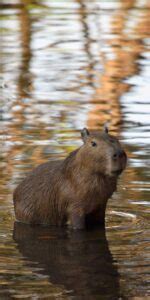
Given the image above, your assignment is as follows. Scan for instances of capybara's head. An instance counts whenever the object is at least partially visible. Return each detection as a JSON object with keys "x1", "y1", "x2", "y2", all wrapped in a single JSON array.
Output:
[{"x1": 80, "y1": 126, "x2": 127, "y2": 177}]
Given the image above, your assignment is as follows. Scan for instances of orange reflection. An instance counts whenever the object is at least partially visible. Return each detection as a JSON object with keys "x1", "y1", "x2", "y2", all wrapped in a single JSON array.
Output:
[{"x1": 86, "y1": 0, "x2": 148, "y2": 131}]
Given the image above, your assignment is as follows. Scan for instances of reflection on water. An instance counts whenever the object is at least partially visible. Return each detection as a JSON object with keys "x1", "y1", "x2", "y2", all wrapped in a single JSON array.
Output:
[
  {"x1": 0, "y1": 0, "x2": 150, "y2": 298},
  {"x1": 13, "y1": 223, "x2": 120, "y2": 299}
]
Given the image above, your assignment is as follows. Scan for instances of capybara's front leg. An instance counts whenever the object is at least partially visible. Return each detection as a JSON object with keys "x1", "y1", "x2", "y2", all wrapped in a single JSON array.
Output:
[
  {"x1": 69, "y1": 212, "x2": 85, "y2": 230},
  {"x1": 85, "y1": 206, "x2": 106, "y2": 227}
]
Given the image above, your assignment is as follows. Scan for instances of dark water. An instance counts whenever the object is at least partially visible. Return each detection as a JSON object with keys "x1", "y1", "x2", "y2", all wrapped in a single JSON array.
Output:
[{"x1": 0, "y1": 0, "x2": 150, "y2": 299}]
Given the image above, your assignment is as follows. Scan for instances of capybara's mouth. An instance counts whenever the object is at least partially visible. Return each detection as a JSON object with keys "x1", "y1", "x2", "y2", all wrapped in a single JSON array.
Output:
[{"x1": 112, "y1": 169, "x2": 123, "y2": 176}]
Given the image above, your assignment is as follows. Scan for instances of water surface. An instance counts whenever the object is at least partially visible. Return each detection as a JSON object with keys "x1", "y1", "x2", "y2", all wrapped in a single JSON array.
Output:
[{"x1": 0, "y1": 0, "x2": 150, "y2": 298}]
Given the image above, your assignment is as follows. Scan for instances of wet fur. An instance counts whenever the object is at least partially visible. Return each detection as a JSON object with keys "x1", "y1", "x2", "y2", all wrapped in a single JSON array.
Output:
[{"x1": 13, "y1": 129, "x2": 126, "y2": 229}]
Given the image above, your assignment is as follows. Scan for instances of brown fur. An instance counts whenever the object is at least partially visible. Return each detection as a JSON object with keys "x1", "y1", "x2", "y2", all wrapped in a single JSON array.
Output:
[{"x1": 13, "y1": 128, "x2": 127, "y2": 229}]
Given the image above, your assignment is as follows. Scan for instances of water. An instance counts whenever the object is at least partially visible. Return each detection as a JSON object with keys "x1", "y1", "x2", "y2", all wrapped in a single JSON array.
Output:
[{"x1": 0, "y1": 0, "x2": 150, "y2": 298}]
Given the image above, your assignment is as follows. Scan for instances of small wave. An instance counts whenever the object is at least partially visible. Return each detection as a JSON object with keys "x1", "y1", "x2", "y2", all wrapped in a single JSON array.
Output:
[{"x1": 111, "y1": 210, "x2": 137, "y2": 219}]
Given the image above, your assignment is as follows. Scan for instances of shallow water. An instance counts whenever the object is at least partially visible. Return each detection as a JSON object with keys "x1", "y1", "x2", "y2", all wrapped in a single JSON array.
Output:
[{"x1": 0, "y1": 0, "x2": 150, "y2": 299}]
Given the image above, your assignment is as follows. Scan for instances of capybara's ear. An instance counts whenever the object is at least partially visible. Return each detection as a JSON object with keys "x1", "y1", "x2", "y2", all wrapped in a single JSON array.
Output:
[
  {"x1": 103, "y1": 123, "x2": 109, "y2": 134},
  {"x1": 81, "y1": 128, "x2": 90, "y2": 143}
]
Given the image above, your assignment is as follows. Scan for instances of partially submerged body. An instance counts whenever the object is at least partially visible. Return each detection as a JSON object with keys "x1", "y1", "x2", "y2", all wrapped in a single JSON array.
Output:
[{"x1": 13, "y1": 127, "x2": 127, "y2": 229}]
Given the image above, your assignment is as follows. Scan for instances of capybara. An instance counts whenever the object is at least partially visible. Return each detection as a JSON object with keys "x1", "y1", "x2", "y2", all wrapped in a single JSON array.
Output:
[{"x1": 13, "y1": 127, "x2": 127, "y2": 229}]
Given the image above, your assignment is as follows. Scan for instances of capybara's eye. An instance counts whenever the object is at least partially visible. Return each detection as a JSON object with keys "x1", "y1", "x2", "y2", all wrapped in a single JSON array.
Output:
[
  {"x1": 110, "y1": 138, "x2": 115, "y2": 143},
  {"x1": 91, "y1": 141, "x2": 97, "y2": 147}
]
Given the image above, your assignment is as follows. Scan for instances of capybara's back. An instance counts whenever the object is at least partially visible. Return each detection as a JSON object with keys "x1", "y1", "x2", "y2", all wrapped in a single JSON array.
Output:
[
  {"x1": 14, "y1": 160, "x2": 67, "y2": 225},
  {"x1": 13, "y1": 127, "x2": 127, "y2": 229}
]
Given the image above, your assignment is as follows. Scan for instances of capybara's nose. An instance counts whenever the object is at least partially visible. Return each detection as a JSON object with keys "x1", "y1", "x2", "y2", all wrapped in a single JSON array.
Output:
[{"x1": 113, "y1": 149, "x2": 125, "y2": 159}]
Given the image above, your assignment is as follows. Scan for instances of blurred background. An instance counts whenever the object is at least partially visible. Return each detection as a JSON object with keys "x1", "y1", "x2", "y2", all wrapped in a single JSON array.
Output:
[{"x1": 0, "y1": 0, "x2": 150, "y2": 299}]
